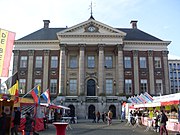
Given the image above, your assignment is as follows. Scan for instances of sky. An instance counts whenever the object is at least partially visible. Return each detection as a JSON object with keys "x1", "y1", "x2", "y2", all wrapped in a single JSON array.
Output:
[{"x1": 0, "y1": 0, "x2": 180, "y2": 59}]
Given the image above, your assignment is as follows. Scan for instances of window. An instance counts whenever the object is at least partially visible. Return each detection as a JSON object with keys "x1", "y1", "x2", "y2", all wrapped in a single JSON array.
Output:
[
  {"x1": 154, "y1": 57, "x2": 161, "y2": 68},
  {"x1": 87, "y1": 56, "x2": 95, "y2": 68},
  {"x1": 125, "y1": 79, "x2": 132, "y2": 94},
  {"x1": 69, "y1": 79, "x2": 77, "y2": 94},
  {"x1": 50, "y1": 79, "x2": 57, "y2": 94},
  {"x1": 140, "y1": 79, "x2": 147, "y2": 93},
  {"x1": 124, "y1": 57, "x2": 131, "y2": 68},
  {"x1": 177, "y1": 63, "x2": 180, "y2": 70},
  {"x1": 169, "y1": 63, "x2": 172, "y2": 70},
  {"x1": 105, "y1": 56, "x2": 112, "y2": 68},
  {"x1": 35, "y1": 56, "x2": 42, "y2": 68},
  {"x1": 20, "y1": 56, "x2": 27, "y2": 68},
  {"x1": 156, "y1": 80, "x2": 162, "y2": 94},
  {"x1": 51, "y1": 56, "x2": 58, "y2": 68},
  {"x1": 139, "y1": 57, "x2": 147, "y2": 68},
  {"x1": 34, "y1": 79, "x2": 41, "y2": 88},
  {"x1": 70, "y1": 56, "x2": 77, "y2": 68},
  {"x1": 106, "y1": 79, "x2": 113, "y2": 94},
  {"x1": 19, "y1": 79, "x2": 26, "y2": 94}
]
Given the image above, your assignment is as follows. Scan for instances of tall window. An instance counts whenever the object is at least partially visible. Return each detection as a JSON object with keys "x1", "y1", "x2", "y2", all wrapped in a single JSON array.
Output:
[
  {"x1": 140, "y1": 79, "x2": 147, "y2": 93},
  {"x1": 35, "y1": 56, "x2": 42, "y2": 68},
  {"x1": 19, "y1": 79, "x2": 26, "y2": 94},
  {"x1": 106, "y1": 79, "x2": 113, "y2": 94},
  {"x1": 51, "y1": 56, "x2": 58, "y2": 68},
  {"x1": 139, "y1": 57, "x2": 147, "y2": 68},
  {"x1": 20, "y1": 56, "x2": 27, "y2": 68},
  {"x1": 50, "y1": 79, "x2": 57, "y2": 94},
  {"x1": 125, "y1": 79, "x2": 132, "y2": 94},
  {"x1": 124, "y1": 57, "x2": 131, "y2": 68},
  {"x1": 154, "y1": 57, "x2": 161, "y2": 68},
  {"x1": 105, "y1": 56, "x2": 112, "y2": 68},
  {"x1": 70, "y1": 56, "x2": 77, "y2": 68},
  {"x1": 34, "y1": 79, "x2": 41, "y2": 87},
  {"x1": 69, "y1": 79, "x2": 77, "y2": 94},
  {"x1": 87, "y1": 56, "x2": 95, "y2": 68},
  {"x1": 156, "y1": 79, "x2": 162, "y2": 94}
]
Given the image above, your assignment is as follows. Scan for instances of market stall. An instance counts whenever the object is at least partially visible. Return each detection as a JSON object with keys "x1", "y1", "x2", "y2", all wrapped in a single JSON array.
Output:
[
  {"x1": 14, "y1": 97, "x2": 45, "y2": 132},
  {"x1": 0, "y1": 96, "x2": 14, "y2": 135},
  {"x1": 133, "y1": 93, "x2": 180, "y2": 132}
]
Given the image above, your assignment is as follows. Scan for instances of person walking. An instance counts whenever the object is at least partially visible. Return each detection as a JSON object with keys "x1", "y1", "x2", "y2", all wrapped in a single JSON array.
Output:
[
  {"x1": 159, "y1": 110, "x2": 168, "y2": 135},
  {"x1": 11, "y1": 107, "x2": 21, "y2": 135},
  {"x1": 107, "y1": 110, "x2": 113, "y2": 125},
  {"x1": 92, "y1": 111, "x2": 96, "y2": 123},
  {"x1": 102, "y1": 112, "x2": 105, "y2": 123},
  {"x1": 96, "y1": 111, "x2": 100, "y2": 123},
  {"x1": 0, "y1": 112, "x2": 7, "y2": 135},
  {"x1": 24, "y1": 112, "x2": 34, "y2": 135}
]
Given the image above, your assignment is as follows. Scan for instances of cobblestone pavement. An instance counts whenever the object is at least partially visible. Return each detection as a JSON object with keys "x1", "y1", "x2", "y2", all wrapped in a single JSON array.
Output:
[{"x1": 38, "y1": 120, "x2": 178, "y2": 135}]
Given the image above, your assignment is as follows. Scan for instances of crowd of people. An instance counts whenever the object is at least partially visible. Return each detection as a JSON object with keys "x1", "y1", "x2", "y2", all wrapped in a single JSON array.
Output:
[
  {"x1": 92, "y1": 110, "x2": 113, "y2": 125},
  {"x1": 127, "y1": 109, "x2": 169, "y2": 135}
]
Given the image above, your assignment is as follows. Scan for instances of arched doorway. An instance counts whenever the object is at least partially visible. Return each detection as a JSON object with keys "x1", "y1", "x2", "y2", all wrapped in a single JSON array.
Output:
[
  {"x1": 68, "y1": 104, "x2": 75, "y2": 117},
  {"x1": 109, "y1": 105, "x2": 116, "y2": 119},
  {"x1": 88, "y1": 105, "x2": 95, "y2": 119},
  {"x1": 87, "y1": 79, "x2": 96, "y2": 96}
]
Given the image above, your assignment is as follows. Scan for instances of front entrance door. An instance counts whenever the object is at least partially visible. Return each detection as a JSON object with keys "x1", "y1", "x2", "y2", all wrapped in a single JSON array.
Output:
[
  {"x1": 109, "y1": 105, "x2": 116, "y2": 119},
  {"x1": 68, "y1": 104, "x2": 75, "y2": 117},
  {"x1": 88, "y1": 105, "x2": 95, "y2": 119},
  {"x1": 87, "y1": 79, "x2": 96, "y2": 96}
]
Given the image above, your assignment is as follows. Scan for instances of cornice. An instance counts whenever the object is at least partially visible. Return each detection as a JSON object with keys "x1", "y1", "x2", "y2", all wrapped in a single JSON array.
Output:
[
  {"x1": 14, "y1": 40, "x2": 59, "y2": 45},
  {"x1": 124, "y1": 40, "x2": 171, "y2": 46},
  {"x1": 58, "y1": 34, "x2": 124, "y2": 38}
]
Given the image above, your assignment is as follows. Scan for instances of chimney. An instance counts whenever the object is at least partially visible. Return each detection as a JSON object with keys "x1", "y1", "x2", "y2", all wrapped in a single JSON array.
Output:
[
  {"x1": 43, "y1": 20, "x2": 50, "y2": 28},
  {"x1": 130, "y1": 20, "x2": 138, "y2": 29}
]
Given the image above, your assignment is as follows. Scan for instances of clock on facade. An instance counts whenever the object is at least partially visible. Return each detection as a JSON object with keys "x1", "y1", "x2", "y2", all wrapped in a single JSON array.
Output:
[{"x1": 88, "y1": 26, "x2": 96, "y2": 32}]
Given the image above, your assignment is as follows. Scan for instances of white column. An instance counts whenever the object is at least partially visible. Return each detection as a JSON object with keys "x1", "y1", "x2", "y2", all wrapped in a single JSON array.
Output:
[
  {"x1": 78, "y1": 44, "x2": 85, "y2": 95},
  {"x1": 117, "y1": 44, "x2": 124, "y2": 94},
  {"x1": 148, "y1": 50, "x2": 155, "y2": 95},
  {"x1": 98, "y1": 44, "x2": 104, "y2": 95},
  {"x1": 133, "y1": 50, "x2": 139, "y2": 94},
  {"x1": 43, "y1": 50, "x2": 50, "y2": 92},
  {"x1": 27, "y1": 50, "x2": 34, "y2": 91},
  {"x1": 59, "y1": 44, "x2": 66, "y2": 95}
]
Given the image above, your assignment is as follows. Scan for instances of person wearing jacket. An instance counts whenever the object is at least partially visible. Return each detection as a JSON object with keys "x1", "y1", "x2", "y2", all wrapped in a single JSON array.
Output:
[{"x1": 160, "y1": 110, "x2": 168, "y2": 135}]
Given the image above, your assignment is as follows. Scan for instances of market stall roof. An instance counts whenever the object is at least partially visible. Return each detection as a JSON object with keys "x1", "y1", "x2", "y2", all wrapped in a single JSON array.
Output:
[
  {"x1": 14, "y1": 97, "x2": 35, "y2": 107},
  {"x1": 40, "y1": 103, "x2": 70, "y2": 110},
  {"x1": 134, "y1": 102, "x2": 161, "y2": 108}
]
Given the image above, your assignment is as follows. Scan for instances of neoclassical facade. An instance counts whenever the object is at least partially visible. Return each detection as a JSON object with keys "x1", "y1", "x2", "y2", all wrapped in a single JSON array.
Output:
[{"x1": 13, "y1": 16, "x2": 171, "y2": 119}]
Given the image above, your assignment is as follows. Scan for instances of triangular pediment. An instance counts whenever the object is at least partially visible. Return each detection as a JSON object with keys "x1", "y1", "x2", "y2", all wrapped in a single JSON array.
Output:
[{"x1": 57, "y1": 18, "x2": 126, "y2": 37}]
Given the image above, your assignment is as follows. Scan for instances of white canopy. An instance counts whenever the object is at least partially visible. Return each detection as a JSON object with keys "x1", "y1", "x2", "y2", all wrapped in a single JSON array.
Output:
[{"x1": 40, "y1": 103, "x2": 70, "y2": 110}]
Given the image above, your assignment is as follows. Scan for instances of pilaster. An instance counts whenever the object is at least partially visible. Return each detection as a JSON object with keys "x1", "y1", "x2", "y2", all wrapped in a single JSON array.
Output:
[
  {"x1": 43, "y1": 50, "x2": 50, "y2": 92},
  {"x1": 59, "y1": 44, "x2": 66, "y2": 95},
  {"x1": 117, "y1": 44, "x2": 124, "y2": 95},
  {"x1": 78, "y1": 44, "x2": 85, "y2": 95},
  {"x1": 12, "y1": 50, "x2": 19, "y2": 74},
  {"x1": 98, "y1": 44, "x2": 104, "y2": 95},
  {"x1": 162, "y1": 50, "x2": 170, "y2": 94},
  {"x1": 148, "y1": 50, "x2": 155, "y2": 95},
  {"x1": 133, "y1": 50, "x2": 139, "y2": 94},
  {"x1": 27, "y1": 50, "x2": 34, "y2": 92}
]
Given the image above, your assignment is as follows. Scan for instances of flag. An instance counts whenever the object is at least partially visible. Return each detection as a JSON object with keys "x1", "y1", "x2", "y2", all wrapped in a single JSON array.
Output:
[
  {"x1": 41, "y1": 89, "x2": 50, "y2": 104},
  {"x1": 5, "y1": 72, "x2": 19, "y2": 95},
  {"x1": 0, "y1": 29, "x2": 16, "y2": 77},
  {"x1": 31, "y1": 85, "x2": 40, "y2": 104}
]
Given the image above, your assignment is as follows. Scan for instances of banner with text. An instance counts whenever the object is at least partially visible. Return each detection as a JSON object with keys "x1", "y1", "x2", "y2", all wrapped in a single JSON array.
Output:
[{"x1": 0, "y1": 29, "x2": 15, "y2": 77}]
